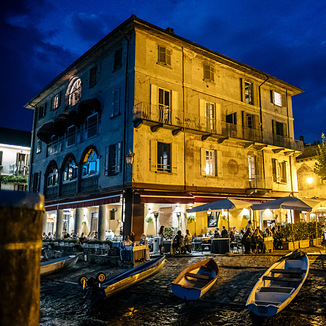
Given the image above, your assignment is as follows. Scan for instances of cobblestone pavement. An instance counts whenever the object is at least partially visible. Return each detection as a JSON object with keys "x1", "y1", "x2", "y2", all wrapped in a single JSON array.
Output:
[{"x1": 40, "y1": 249, "x2": 326, "y2": 326}]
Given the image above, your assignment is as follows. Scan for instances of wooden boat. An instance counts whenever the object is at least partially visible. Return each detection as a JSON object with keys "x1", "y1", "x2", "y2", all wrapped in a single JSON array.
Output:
[
  {"x1": 41, "y1": 255, "x2": 79, "y2": 276},
  {"x1": 80, "y1": 255, "x2": 165, "y2": 300},
  {"x1": 171, "y1": 258, "x2": 219, "y2": 300},
  {"x1": 246, "y1": 250, "x2": 309, "y2": 318}
]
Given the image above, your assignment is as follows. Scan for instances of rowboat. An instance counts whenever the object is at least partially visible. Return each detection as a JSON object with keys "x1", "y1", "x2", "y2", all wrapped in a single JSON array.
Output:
[
  {"x1": 41, "y1": 255, "x2": 79, "y2": 276},
  {"x1": 79, "y1": 255, "x2": 165, "y2": 300},
  {"x1": 246, "y1": 250, "x2": 309, "y2": 319},
  {"x1": 171, "y1": 258, "x2": 219, "y2": 300}
]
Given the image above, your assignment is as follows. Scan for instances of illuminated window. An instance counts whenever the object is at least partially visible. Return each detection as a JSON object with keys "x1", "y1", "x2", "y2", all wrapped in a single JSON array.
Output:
[
  {"x1": 66, "y1": 77, "x2": 81, "y2": 107},
  {"x1": 82, "y1": 149, "x2": 99, "y2": 177},
  {"x1": 205, "y1": 150, "x2": 216, "y2": 176},
  {"x1": 205, "y1": 102, "x2": 215, "y2": 132},
  {"x1": 244, "y1": 81, "x2": 254, "y2": 105},
  {"x1": 158, "y1": 45, "x2": 171, "y2": 66},
  {"x1": 271, "y1": 90, "x2": 283, "y2": 106},
  {"x1": 272, "y1": 159, "x2": 288, "y2": 183},
  {"x1": 203, "y1": 63, "x2": 214, "y2": 82},
  {"x1": 47, "y1": 166, "x2": 58, "y2": 186},
  {"x1": 157, "y1": 142, "x2": 171, "y2": 172},
  {"x1": 52, "y1": 93, "x2": 61, "y2": 110},
  {"x1": 63, "y1": 158, "x2": 78, "y2": 182}
]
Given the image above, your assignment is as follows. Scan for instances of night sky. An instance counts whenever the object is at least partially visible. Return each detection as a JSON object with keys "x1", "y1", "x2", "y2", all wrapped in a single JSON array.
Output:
[{"x1": 2, "y1": 0, "x2": 326, "y2": 144}]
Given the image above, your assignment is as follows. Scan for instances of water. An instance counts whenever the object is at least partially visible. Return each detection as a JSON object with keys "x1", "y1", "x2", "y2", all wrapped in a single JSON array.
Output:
[{"x1": 40, "y1": 255, "x2": 326, "y2": 325}]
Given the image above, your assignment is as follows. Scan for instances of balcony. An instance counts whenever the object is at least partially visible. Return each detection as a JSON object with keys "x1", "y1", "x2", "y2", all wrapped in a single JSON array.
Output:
[{"x1": 80, "y1": 175, "x2": 98, "y2": 193}]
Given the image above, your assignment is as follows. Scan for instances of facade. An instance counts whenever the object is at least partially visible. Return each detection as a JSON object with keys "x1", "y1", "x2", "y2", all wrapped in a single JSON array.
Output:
[
  {"x1": 25, "y1": 16, "x2": 303, "y2": 240},
  {"x1": 0, "y1": 127, "x2": 31, "y2": 191}
]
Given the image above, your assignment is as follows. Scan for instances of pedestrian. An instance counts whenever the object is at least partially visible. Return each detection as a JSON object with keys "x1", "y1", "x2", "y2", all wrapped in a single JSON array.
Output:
[
  {"x1": 158, "y1": 225, "x2": 165, "y2": 255},
  {"x1": 184, "y1": 229, "x2": 192, "y2": 253}
]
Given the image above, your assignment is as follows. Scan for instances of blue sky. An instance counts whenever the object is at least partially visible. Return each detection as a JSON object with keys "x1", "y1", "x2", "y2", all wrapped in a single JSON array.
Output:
[{"x1": 1, "y1": 0, "x2": 326, "y2": 143}]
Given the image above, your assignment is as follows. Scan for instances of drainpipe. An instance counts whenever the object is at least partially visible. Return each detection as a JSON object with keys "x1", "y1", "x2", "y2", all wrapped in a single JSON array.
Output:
[
  {"x1": 285, "y1": 89, "x2": 294, "y2": 195},
  {"x1": 258, "y1": 76, "x2": 269, "y2": 189},
  {"x1": 28, "y1": 105, "x2": 38, "y2": 192},
  {"x1": 182, "y1": 46, "x2": 186, "y2": 192}
]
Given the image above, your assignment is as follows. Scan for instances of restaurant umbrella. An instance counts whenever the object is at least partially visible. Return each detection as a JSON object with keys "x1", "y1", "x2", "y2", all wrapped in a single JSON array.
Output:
[
  {"x1": 252, "y1": 196, "x2": 313, "y2": 247},
  {"x1": 186, "y1": 198, "x2": 253, "y2": 252}
]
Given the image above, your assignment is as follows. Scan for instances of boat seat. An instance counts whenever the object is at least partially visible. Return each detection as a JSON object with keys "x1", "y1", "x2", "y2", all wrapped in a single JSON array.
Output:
[
  {"x1": 263, "y1": 276, "x2": 302, "y2": 283},
  {"x1": 185, "y1": 272, "x2": 211, "y2": 280},
  {"x1": 271, "y1": 268, "x2": 304, "y2": 275},
  {"x1": 259, "y1": 286, "x2": 294, "y2": 293},
  {"x1": 255, "y1": 300, "x2": 280, "y2": 306}
]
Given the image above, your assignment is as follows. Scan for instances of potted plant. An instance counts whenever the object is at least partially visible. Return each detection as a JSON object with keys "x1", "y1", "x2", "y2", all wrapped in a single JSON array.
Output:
[
  {"x1": 145, "y1": 216, "x2": 153, "y2": 223},
  {"x1": 187, "y1": 215, "x2": 196, "y2": 223}
]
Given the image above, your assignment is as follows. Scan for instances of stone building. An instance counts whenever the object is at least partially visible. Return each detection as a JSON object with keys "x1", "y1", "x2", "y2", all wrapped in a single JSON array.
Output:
[
  {"x1": 25, "y1": 16, "x2": 304, "y2": 239},
  {"x1": 0, "y1": 127, "x2": 31, "y2": 191}
]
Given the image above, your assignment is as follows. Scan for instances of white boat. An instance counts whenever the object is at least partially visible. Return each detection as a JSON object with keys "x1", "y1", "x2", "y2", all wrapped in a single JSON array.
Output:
[
  {"x1": 41, "y1": 255, "x2": 79, "y2": 276},
  {"x1": 246, "y1": 250, "x2": 309, "y2": 319}
]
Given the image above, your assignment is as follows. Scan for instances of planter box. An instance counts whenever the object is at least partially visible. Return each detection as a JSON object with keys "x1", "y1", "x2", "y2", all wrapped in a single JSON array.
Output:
[
  {"x1": 299, "y1": 239, "x2": 310, "y2": 248},
  {"x1": 312, "y1": 238, "x2": 323, "y2": 246},
  {"x1": 282, "y1": 241, "x2": 299, "y2": 250},
  {"x1": 54, "y1": 242, "x2": 59, "y2": 246},
  {"x1": 59, "y1": 242, "x2": 65, "y2": 246}
]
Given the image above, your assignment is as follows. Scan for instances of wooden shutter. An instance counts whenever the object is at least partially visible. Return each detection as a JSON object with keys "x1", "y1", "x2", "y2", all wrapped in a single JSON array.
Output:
[
  {"x1": 285, "y1": 161, "x2": 290, "y2": 183},
  {"x1": 151, "y1": 84, "x2": 158, "y2": 120},
  {"x1": 116, "y1": 142, "x2": 122, "y2": 173},
  {"x1": 215, "y1": 103, "x2": 222, "y2": 134},
  {"x1": 272, "y1": 120, "x2": 275, "y2": 135},
  {"x1": 270, "y1": 90, "x2": 274, "y2": 103},
  {"x1": 240, "y1": 78, "x2": 243, "y2": 102},
  {"x1": 171, "y1": 143, "x2": 178, "y2": 173},
  {"x1": 200, "y1": 99, "x2": 206, "y2": 130},
  {"x1": 201, "y1": 148, "x2": 206, "y2": 175},
  {"x1": 172, "y1": 91, "x2": 178, "y2": 125},
  {"x1": 104, "y1": 147, "x2": 109, "y2": 176},
  {"x1": 150, "y1": 140, "x2": 157, "y2": 171},
  {"x1": 217, "y1": 150, "x2": 222, "y2": 177},
  {"x1": 283, "y1": 123, "x2": 288, "y2": 137},
  {"x1": 282, "y1": 94, "x2": 286, "y2": 107}
]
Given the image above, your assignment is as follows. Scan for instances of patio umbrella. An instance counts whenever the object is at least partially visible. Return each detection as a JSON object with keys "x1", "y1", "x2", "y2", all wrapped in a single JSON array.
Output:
[
  {"x1": 251, "y1": 196, "x2": 313, "y2": 212},
  {"x1": 186, "y1": 198, "x2": 253, "y2": 252}
]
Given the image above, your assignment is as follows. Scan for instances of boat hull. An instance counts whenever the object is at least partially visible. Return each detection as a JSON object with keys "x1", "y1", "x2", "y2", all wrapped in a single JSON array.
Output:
[
  {"x1": 246, "y1": 250, "x2": 309, "y2": 317},
  {"x1": 172, "y1": 258, "x2": 219, "y2": 300},
  {"x1": 40, "y1": 255, "x2": 79, "y2": 276}
]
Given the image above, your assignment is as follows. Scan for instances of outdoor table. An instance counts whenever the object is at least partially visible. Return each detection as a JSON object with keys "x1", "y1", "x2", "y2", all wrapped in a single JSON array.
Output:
[
  {"x1": 211, "y1": 238, "x2": 229, "y2": 254},
  {"x1": 264, "y1": 237, "x2": 274, "y2": 252}
]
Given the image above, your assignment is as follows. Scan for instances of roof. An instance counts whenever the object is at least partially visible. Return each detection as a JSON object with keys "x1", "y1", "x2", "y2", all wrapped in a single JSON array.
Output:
[
  {"x1": 0, "y1": 127, "x2": 31, "y2": 148},
  {"x1": 296, "y1": 144, "x2": 319, "y2": 160},
  {"x1": 25, "y1": 15, "x2": 304, "y2": 109}
]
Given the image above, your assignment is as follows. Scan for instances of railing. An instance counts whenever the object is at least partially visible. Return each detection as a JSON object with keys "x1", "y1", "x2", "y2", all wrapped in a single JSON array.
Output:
[
  {"x1": 80, "y1": 175, "x2": 98, "y2": 192},
  {"x1": 133, "y1": 102, "x2": 302, "y2": 150}
]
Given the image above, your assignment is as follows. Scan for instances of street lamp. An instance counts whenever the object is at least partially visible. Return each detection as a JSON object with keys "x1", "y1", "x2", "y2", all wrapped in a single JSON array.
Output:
[{"x1": 126, "y1": 150, "x2": 135, "y2": 165}]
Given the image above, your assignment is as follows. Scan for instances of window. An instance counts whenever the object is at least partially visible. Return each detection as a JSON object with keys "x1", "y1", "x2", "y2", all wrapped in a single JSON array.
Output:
[
  {"x1": 158, "y1": 88, "x2": 171, "y2": 124},
  {"x1": 114, "y1": 48, "x2": 122, "y2": 71},
  {"x1": 0, "y1": 151, "x2": 3, "y2": 166},
  {"x1": 244, "y1": 81, "x2": 254, "y2": 105},
  {"x1": 158, "y1": 45, "x2": 171, "y2": 66},
  {"x1": 248, "y1": 156, "x2": 256, "y2": 180},
  {"x1": 272, "y1": 120, "x2": 286, "y2": 137},
  {"x1": 110, "y1": 209, "x2": 117, "y2": 220},
  {"x1": 272, "y1": 159, "x2": 288, "y2": 183},
  {"x1": 47, "y1": 167, "x2": 58, "y2": 187},
  {"x1": 82, "y1": 149, "x2": 99, "y2": 177},
  {"x1": 271, "y1": 90, "x2": 283, "y2": 106},
  {"x1": 157, "y1": 142, "x2": 171, "y2": 172},
  {"x1": 66, "y1": 77, "x2": 81, "y2": 107},
  {"x1": 63, "y1": 158, "x2": 78, "y2": 182},
  {"x1": 52, "y1": 93, "x2": 61, "y2": 110},
  {"x1": 226, "y1": 113, "x2": 237, "y2": 125},
  {"x1": 112, "y1": 89, "x2": 120, "y2": 117},
  {"x1": 203, "y1": 63, "x2": 214, "y2": 82},
  {"x1": 32, "y1": 172, "x2": 41, "y2": 192},
  {"x1": 89, "y1": 66, "x2": 97, "y2": 88},
  {"x1": 86, "y1": 113, "x2": 98, "y2": 138},
  {"x1": 16, "y1": 153, "x2": 29, "y2": 175},
  {"x1": 205, "y1": 102, "x2": 216, "y2": 132},
  {"x1": 38, "y1": 103, "x2": 47, "y2": 120},
  {"x1": 66, "y1": 125, "x2": 77, "y2": 147},
  {"x1": 105, "y1": 142, "x2": 122, "y2": 176},
  {"x1": 204, "y1": 149, "x2": 216, "y2": 176},
  {"x1": 246, "y1": 114, "x2": 256, "y2": 129}
]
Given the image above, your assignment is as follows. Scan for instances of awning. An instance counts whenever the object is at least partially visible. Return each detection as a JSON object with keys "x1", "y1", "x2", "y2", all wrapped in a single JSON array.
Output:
[
  {"x1": 37, "y1": 121, "x2": 57, "y2": 144},
  {"x1": 78, "y1": 98, "x2": 102, "y2": 121},
  {"x1": 251, "y1": 196, "x2": 312, "y2": 212},
  {"x1": 53, "y1": 111, "x2": 80, "y2": 135},
  {"x1": 186, "y1": 198, "x2": 252, "y2": 213}
]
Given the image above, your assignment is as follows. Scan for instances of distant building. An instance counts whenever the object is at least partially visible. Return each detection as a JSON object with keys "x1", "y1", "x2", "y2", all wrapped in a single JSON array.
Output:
[
  {"x1": 25, "y1": 16, "x2": 304, "y2": 239},
  {"x1": 0, "y1": 127, "x2": 31, "y2": 191}
]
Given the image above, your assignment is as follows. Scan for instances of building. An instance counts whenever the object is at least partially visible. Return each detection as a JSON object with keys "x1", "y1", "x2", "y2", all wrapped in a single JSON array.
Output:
[
  {"x1": 0, "y1": 127, "x2": 31, "y2": 191},
  {"x1": 25, "y1": 15, "x2": 304, "y2": 240}
]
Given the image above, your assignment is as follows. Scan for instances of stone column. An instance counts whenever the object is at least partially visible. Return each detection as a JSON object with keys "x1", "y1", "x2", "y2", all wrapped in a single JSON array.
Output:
[
  {"x1": 74, "y1": 207, "x2": 83, "y2": 236},
  {"x1": 98, "y1": 205, "x2": 107, "y2": 241},
  {"x1": 56, "y1": 209, "x2": 64, "y2": 239},
  {"x1": 42, "y1": 211, "x2": 48, "y2": 234}
]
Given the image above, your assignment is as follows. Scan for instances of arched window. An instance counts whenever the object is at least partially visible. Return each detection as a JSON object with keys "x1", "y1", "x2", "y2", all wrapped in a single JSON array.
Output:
[
  {"x1": 62, "y1": 157, "x2": 78, "y2": 182},
  {"x1": 47, "y1": 166, "x2": 58, "y2": 187},
  {"x1": 82, "y1": 149, "x2": 99, "y2": 177},
  {"x1": 66, "y1": 77, "x2": 81, "y2": 106}
]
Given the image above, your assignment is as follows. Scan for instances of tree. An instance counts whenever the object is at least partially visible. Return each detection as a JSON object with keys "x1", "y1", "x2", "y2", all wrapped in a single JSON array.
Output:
[{"x1": 314, "y1": 133, "x2": 326, "y2": 180}]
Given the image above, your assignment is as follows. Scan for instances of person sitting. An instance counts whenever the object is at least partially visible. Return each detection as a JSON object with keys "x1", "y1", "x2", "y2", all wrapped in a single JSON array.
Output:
[
  {"x1": 253, "y1": 227, "x2": 266, "y2": 253},
  {"x1": 213, "y1": 228, "x2": 220, "y2": 238},
  {"x1": 242, "y1": 228, "x2": 252, "y2": 254},
  {"x1": 221, "y1": 226, "x2": 228, "y2": 238},
  {"x1": 172, "y1": 230, "x2": 184, "y2": 254},
  {"x1": 121, "y1": 235, "x2": 133, "y2": 262},
  {"x1": 139, "y1": 233, "x2": 150, "y2": 260}
]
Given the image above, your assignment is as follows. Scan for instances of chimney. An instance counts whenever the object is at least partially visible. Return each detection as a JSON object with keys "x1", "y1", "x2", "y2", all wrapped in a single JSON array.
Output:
[{"x1": 165, "y1": 27, "x2": 174, "y2": 34}]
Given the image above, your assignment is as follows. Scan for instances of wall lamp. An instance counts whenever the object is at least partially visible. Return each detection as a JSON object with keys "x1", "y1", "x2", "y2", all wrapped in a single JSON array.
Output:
[{"x1": 126, "y1": 150, "x2": 135, "y2": 165}]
